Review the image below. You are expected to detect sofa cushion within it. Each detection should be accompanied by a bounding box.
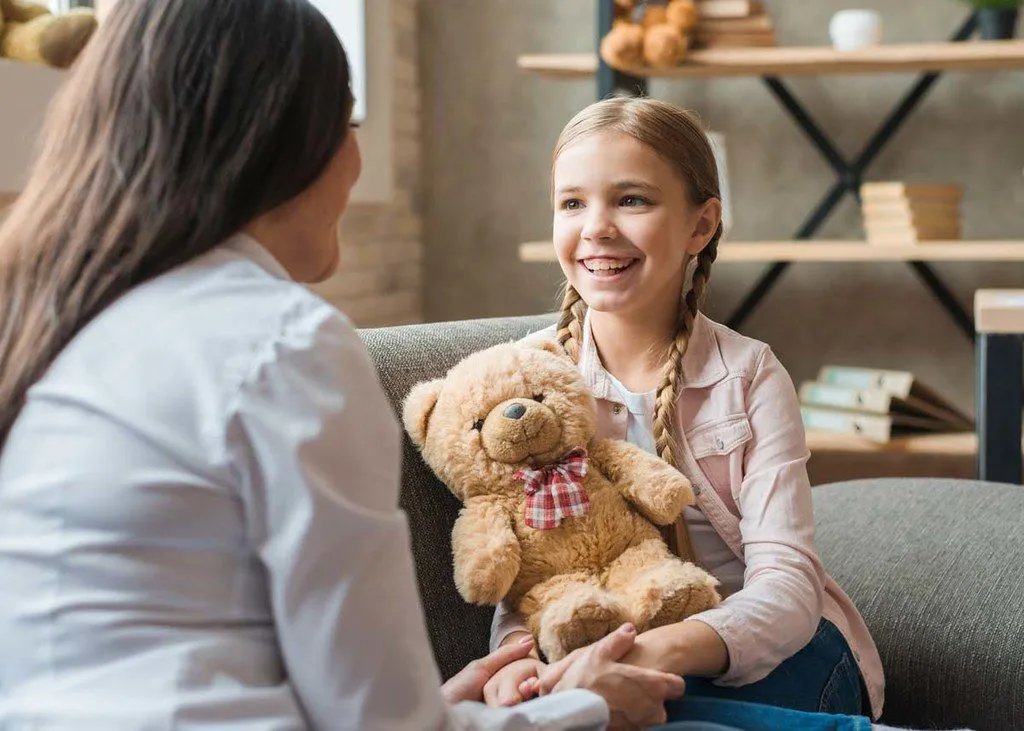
[813,478,1024,731]
[360,315,556,681]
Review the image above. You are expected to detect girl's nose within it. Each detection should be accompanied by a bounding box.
[581,209,618,241]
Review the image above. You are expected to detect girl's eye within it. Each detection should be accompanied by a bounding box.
[472,419,485,432]
[560,199,583,211]
[621,195,651,207]
[532,394,544,403]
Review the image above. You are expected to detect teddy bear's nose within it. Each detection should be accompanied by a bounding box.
[503,403,527,420]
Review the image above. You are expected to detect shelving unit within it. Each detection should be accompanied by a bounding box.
[516,5,1024,464]
[517,7,1024,345]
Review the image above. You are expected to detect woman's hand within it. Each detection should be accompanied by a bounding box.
[482,656,546,707]
[547,624,687,730]
[441,636,537,704]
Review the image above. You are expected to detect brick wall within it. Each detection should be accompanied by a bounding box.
[312,0,423,327]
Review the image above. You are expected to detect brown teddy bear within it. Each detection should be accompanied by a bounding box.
[403,339,720,661]
[601,0,699,71]
[1,0,97,69]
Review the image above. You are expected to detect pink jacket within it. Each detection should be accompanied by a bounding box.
[517,312,884,719]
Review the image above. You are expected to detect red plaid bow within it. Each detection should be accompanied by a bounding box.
[514,448,590,530]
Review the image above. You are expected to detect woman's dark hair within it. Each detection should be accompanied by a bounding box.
[0,0,354,445]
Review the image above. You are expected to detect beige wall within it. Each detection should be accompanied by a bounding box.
[420,0,1024,414]
[0,60,64,195]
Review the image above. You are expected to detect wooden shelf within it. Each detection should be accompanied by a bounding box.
[518,40,1024,80]
[519,240,1024,264]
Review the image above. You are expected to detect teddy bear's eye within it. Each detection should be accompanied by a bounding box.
[532,394,545,403]
[472,419,485,432]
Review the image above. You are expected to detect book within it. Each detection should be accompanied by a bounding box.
[800,405,953,443]
[799,379,973,430]
[860,182,962,202]
[864,221,961,245]
[862,198,961,218]
[694,29,777,48]
[809,365,973,430]
[862,209,961,228]
[697,14,773,32]
[698,0,764,20]
[866,232,961,246]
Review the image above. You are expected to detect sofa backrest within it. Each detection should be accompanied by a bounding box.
[359,314,555,680]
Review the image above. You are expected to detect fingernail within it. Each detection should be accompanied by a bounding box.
[519,635,534,645]
[621,623,636,634]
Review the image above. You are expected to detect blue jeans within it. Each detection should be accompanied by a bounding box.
[655,619,872,731]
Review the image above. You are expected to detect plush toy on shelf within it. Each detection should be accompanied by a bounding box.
[0,0,98,69]
[601,0,699,71]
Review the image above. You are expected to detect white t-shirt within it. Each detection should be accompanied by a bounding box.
[603,372,746,596]
[0,233,607,730]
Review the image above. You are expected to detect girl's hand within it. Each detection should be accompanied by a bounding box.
[536,646,587,696]
[482,656,546,707]
[548,624,687,729]
[441,636,537,704]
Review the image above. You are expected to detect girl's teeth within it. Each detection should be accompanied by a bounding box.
[587,260,631,271]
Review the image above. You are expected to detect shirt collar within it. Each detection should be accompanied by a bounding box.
[223,231,293,282]
[579,308,727,402]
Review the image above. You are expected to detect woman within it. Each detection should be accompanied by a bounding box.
[0,1,686,729]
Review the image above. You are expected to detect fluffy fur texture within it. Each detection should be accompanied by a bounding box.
[403,340,721,661]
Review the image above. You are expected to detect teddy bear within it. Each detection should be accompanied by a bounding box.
[1,0,98,69]
[601,0,699,71]
[403,339,720,661]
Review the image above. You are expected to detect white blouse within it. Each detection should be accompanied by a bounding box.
[0,234,607,730]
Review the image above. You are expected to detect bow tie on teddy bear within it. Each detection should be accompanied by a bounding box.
[515,447,591,530]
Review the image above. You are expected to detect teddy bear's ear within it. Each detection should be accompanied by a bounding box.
[402,378,444,448]
[521,338,566,358]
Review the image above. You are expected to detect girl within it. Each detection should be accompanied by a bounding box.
[0,2,683,729]
[484,97,891,730]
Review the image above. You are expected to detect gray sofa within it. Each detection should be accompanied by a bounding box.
[360,315,1024,731]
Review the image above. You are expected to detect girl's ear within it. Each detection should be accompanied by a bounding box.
[686,198,723,255]
[402,379,444,448]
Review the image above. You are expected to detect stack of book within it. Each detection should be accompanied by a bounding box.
[860,182,962,246]
[694,0,777,49]
[799,365,973,444]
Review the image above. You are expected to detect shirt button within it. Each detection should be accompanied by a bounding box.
[716,438,725,450]
[612,404,623,415]
[693,484,702,496]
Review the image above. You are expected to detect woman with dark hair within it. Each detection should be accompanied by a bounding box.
[0,2,685,728]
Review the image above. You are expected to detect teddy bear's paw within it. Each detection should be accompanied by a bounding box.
[537,586,629,661]
[635,561,722,631]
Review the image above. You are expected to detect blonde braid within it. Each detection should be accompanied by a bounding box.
[652,228,721,560]
[683,227,721,334]
[556,284,586,363]
[653,228,721,468]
